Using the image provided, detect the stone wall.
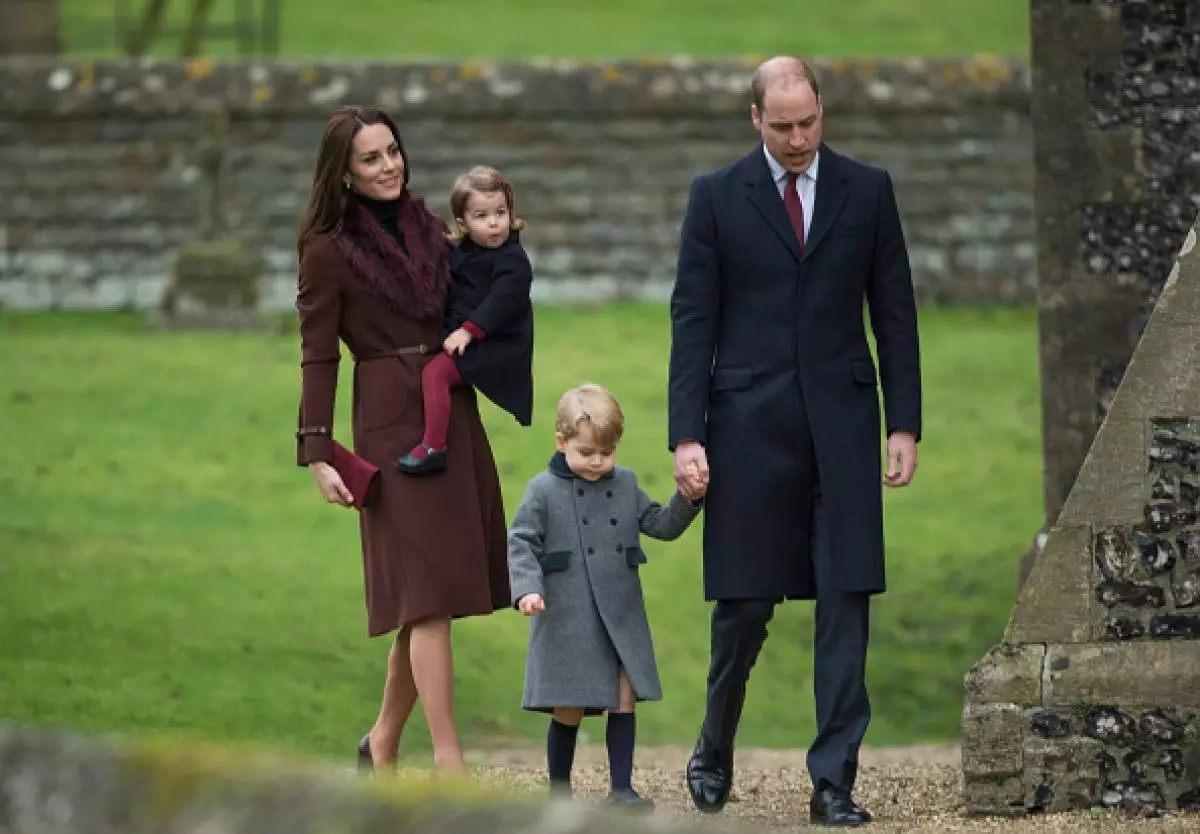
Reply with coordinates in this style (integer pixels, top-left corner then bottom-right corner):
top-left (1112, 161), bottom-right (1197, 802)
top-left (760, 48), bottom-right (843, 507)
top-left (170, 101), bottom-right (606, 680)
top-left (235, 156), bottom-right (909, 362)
top-left (962, 219), bottom-right (1200, 817)
top-left (0, 721), bottom-right (755, 834)
top-left (1032, 0), bottom-right (1200, 533)
top-left (0, 56), bottom-right (1032, 312)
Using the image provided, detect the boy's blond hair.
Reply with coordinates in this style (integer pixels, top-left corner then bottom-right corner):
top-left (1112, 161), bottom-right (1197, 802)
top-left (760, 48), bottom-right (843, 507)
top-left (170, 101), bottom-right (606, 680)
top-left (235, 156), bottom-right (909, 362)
top-left (445, 164), bottom-right (527, 245)
top-left (555, 384), bottom-right (624, 449)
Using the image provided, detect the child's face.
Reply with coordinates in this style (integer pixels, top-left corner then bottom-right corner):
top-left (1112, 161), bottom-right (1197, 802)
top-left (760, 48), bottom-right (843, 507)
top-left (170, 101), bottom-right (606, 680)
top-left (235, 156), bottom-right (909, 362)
top-left (556, 428), bottom-right (616, 482)
top-left (461, 190), bottom-right (510, 249)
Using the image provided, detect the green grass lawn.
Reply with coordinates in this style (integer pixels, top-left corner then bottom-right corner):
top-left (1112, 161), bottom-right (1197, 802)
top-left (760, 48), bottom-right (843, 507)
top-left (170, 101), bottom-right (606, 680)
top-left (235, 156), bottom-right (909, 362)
top-left (60, 0), bottom-right (1029, 60)
top-left (0, 304), bottom-right (1041, 764)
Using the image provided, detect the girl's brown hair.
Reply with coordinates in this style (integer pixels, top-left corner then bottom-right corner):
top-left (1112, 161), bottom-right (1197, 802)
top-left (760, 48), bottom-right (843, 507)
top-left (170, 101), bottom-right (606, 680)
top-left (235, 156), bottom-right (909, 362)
top-left (446, 165), bottom-right (526, 245)
top-left (297, 106), bottom-right (409, 257)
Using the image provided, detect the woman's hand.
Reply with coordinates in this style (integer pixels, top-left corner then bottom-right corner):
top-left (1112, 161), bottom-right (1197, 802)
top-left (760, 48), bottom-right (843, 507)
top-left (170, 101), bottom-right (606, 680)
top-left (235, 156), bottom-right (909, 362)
top-left (309, 461), bottom-right (354, 507)
top-left (443, 327), bottom-right (473, 356)
top-left (518, 593), bottom-right (545, 616)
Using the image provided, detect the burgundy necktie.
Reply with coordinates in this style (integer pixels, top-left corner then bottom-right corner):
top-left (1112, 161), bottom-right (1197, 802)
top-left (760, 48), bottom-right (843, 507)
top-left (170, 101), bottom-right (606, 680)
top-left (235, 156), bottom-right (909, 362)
top-left (783, 171), bottom-right (805, 249)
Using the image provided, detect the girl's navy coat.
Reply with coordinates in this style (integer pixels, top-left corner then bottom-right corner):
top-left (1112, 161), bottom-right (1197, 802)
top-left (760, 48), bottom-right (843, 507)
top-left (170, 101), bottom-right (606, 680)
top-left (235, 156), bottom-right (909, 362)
top-left (445, 231), bottom-right (535, 426)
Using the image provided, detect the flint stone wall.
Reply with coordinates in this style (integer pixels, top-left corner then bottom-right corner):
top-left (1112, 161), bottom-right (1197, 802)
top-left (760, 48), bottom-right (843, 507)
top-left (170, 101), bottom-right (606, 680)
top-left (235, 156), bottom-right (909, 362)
top-left (0, 56), bottom-right (1032, 311)
top-left (962, 219), bottom-right (1200, 818)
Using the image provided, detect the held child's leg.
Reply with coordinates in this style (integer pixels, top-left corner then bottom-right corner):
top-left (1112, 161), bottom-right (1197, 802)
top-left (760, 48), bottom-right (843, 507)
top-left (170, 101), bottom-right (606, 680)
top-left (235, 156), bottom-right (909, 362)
top-left (605, 670), bottom-right (652, 810)
top-left (397, 353), bottom-right (462, 474)
top-left (548, 708), bottom-right (585, 794)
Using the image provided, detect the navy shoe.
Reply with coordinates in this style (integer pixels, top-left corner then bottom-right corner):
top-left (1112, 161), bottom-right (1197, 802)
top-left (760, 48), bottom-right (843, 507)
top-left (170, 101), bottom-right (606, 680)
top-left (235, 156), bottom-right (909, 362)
top-left (606, 788), bottom-right (654, 812)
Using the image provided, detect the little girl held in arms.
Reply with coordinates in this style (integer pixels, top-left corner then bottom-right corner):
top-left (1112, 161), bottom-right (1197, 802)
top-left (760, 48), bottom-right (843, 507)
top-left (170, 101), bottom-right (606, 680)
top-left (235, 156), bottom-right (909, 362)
top-left (396, 165), bottom-right (535, 474)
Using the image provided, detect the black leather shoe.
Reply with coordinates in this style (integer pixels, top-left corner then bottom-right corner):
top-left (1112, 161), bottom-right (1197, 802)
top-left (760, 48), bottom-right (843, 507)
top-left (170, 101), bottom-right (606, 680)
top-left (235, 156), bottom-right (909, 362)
top-left (606, 788), bottom-right (654, 812)
top-left (356, 734), bottom-right (373, 773)
top-left (810, 788), bottom-right (872, 827)
top-left (396, 445), bottom-right (447, 474)
top-left (686, 739), bottom-right (733, 814)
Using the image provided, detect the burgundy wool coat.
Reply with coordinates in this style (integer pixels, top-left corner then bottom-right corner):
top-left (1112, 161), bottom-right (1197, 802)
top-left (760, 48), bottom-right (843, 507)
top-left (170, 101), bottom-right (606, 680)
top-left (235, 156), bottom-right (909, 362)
top-left (294, 206), bottom-right (511, 638)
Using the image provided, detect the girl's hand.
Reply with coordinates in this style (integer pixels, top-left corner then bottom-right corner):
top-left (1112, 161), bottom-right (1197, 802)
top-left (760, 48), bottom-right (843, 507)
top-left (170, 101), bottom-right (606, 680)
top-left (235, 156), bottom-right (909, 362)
top-left (518, 593), bottom-right (545, 616)
top-left (443, 328), bottom-right (473, 356)
top-left (309, 461), bottom-right (354, 507)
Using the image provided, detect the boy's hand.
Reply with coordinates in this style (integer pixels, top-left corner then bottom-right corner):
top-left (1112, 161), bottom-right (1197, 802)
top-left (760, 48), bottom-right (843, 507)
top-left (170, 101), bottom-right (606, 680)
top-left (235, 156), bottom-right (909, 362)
top-left (683, 460), bottom-right (707, 498)
top-left (518, 593), bottom-right (545, 616)
top-left (443, 327), bottom-right (473, 356)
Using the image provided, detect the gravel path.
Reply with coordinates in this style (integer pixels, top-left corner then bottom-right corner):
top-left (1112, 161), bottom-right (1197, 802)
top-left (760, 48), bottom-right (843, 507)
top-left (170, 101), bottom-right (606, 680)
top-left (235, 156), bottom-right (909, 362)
top-left (464, 745), bottom-right (1200, 832)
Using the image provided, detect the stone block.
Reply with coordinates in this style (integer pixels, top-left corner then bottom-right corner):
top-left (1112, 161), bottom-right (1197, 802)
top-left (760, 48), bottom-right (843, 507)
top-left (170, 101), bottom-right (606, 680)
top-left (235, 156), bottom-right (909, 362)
top-left (1058, 420), bottom-right (1147, 529)
top-left (153, 239), bottom-right (265, 331)
top-left (964, 644), bottom-right (1044, 706)
top-left (1154, 228), bottom-right (1200, 326)
top-left (962, 704), bottom-right (1025, 777)
top-left (1043, 642), bottom-right (1200, 709)
top-left (963, 774), bottom-right (1025, 817)
top-left (1105, 324), bottom-right (1200, 422)
top-left (1005, 526), bottom-right (1093, 644)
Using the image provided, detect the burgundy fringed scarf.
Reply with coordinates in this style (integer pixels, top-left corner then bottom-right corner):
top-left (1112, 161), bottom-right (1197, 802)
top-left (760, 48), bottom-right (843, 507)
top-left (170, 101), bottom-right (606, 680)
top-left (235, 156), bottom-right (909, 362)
top-left (335, 192), bottom-right (451, 322)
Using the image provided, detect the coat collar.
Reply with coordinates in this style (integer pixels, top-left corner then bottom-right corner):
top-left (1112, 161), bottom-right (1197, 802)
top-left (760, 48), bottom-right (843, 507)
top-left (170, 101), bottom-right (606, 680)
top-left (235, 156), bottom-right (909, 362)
top-left (741, 141), bottom-right (847, 264)
top-left (547, 451), bottom-right (616, 481)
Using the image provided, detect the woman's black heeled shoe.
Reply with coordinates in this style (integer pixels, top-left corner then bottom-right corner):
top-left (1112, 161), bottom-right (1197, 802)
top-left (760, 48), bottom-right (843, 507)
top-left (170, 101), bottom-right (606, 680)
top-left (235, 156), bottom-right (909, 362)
top-left (357, 734), bottom-right (373, 773)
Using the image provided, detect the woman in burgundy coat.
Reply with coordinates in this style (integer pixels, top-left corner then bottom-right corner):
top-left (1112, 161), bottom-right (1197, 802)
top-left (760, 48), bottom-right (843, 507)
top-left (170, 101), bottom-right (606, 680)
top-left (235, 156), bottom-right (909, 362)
top-left (294, 106), bottom-right (510, 775)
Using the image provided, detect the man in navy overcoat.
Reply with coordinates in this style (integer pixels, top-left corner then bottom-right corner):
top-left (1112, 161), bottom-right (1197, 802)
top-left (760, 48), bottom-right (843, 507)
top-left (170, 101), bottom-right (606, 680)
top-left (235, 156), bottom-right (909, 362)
top-left (669, 56), bottom-right (922, 827)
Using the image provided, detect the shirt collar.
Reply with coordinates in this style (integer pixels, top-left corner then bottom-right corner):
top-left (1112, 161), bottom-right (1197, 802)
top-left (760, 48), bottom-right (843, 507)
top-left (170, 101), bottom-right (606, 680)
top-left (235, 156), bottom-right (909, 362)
top-left (763, 144), bottom-right (820, 185)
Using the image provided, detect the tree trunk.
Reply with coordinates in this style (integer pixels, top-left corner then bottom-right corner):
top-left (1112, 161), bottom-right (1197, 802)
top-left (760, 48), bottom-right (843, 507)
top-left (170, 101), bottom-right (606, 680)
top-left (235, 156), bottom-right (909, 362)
top-left (179, 0), bottom-right (217, 57)
top-left (123, 0), bottom-right (170, 57)
top-left (0, 0), bottom-right (61, 55)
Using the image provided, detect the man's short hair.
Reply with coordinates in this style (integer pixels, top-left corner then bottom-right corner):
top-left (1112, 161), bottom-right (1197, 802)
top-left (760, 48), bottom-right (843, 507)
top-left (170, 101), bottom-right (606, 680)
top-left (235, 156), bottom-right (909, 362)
top-left (751, 58), bottom-right (821, 112)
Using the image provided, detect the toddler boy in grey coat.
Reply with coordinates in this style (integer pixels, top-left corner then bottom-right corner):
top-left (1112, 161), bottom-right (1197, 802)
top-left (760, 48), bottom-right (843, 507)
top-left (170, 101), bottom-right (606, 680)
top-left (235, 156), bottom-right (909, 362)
top-left (508, 383), bottom-right (704, 809)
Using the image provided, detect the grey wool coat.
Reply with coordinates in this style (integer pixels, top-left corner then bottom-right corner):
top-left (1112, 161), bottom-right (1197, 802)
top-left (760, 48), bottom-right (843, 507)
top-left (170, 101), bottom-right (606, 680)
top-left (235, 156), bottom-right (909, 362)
top-left (508, 452), bottom-right (702, 713)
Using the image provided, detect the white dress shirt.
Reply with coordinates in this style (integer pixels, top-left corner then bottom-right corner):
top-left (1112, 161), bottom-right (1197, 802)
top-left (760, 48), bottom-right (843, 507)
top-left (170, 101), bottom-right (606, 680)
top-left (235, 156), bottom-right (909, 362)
top-left (763, 145), bottom-right (819, 243)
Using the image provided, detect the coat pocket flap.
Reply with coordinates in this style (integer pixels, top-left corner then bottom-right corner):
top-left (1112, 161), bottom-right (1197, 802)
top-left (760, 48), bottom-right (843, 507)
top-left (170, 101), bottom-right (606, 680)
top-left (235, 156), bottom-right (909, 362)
top-left (541, 550), bottom-right (571, 573)
top-left (625, 546), bottom-right (648, 568)
top-left (851, 361), bottom-right (877, 386)
top-left (711, 366), bottom-right (753, 393)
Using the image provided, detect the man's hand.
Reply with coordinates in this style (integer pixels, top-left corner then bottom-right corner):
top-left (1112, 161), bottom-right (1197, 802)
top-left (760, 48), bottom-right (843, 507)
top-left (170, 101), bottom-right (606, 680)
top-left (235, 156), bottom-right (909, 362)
top-left (518, 593), bottom-right (545, 616)
top-left (674, 441), bottom-right (709, 501)
top-left (884, 431), bottom-right (918, 488)
top-left (443, 327), bottom-right (473, 356)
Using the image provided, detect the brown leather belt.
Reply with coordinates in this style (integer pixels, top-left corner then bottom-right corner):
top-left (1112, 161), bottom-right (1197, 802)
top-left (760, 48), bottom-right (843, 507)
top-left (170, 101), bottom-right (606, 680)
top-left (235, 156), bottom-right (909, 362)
top-left (356, 344), bottom-right (431, 362)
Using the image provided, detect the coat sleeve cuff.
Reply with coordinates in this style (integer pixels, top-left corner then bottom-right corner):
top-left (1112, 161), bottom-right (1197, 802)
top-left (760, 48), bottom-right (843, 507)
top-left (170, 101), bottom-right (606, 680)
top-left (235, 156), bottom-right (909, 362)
top-left (511, 582), bottom-right (544, 608)
top-left (296, 426), bottom-right (333, 465)
top-left (463, 321), bottom-right (487, 340)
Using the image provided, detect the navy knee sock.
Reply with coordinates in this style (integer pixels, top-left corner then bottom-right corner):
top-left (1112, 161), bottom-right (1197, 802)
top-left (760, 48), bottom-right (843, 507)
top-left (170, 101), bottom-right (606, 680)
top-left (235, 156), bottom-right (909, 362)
top-left (547, 719), bottom-right (579, 787)
top-left (606, 712), bottom-right (636, 791)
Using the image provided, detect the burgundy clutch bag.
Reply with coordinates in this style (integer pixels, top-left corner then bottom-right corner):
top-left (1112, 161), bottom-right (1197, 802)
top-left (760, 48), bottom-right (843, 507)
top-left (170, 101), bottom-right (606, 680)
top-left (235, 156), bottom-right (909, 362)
top-left (331, 440), bottom-right (381, 510)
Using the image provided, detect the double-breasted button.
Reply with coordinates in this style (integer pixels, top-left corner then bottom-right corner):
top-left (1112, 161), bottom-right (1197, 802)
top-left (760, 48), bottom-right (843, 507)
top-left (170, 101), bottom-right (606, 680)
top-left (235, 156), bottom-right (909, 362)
top-left (577, 488), bottom-right (584, 496)
top-left (616, 544), bottom-right (624, 552)
top-left (606, 490), bottom-right (613, 498)
top-left (587, 547), bottom-right (594, 554)
top-left (610, 518), bottom-right (618, 526)
top-left (583, 518), bottom-right (589, 525)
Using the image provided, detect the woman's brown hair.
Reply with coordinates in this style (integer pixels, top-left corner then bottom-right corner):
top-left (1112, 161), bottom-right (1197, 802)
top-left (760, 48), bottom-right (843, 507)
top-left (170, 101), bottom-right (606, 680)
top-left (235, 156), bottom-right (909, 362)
top-left (297, 106), bottom-right (410, 257)
top-left (445, 165), bottom-right (526, 245)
